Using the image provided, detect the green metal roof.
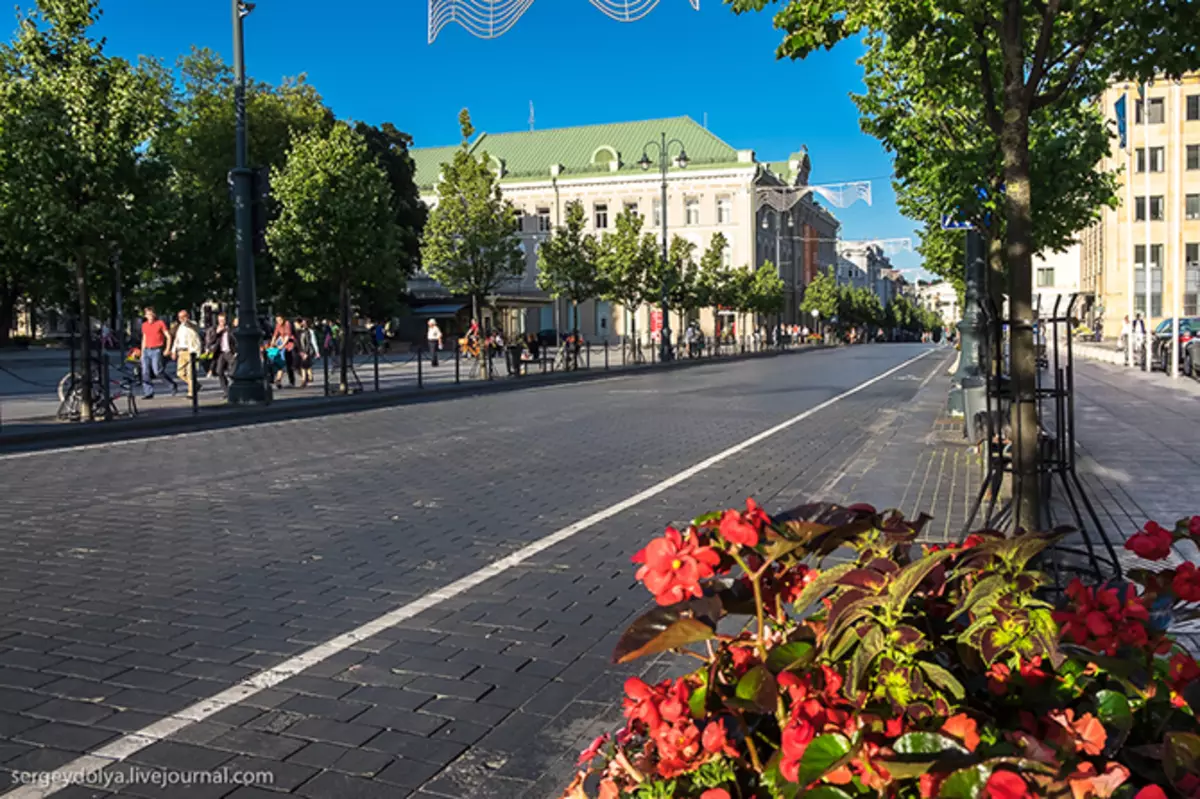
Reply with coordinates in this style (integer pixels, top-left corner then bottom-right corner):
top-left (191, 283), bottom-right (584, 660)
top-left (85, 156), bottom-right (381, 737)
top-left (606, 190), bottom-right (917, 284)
top-left (410, 116), bottom-right (744, 190)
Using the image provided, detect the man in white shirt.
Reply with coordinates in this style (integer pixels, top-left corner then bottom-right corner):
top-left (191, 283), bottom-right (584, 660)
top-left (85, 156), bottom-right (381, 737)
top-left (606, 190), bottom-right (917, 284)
top-left (426, 319), bottom-right (443, 367)
top-left (171, 309), bottom-right (203, 398)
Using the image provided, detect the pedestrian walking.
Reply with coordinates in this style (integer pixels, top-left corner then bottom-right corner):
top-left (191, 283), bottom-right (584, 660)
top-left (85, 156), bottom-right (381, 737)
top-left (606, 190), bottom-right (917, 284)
top-left (270, 314), bottom-right (296, 389)
top-left (171, 309), bottom-right (203, 398)
top-left (295, 318), bottom-right (318, 387)
top-left (139, 306), bottom-right (176, 399)
top-left (204, 312), bottom-right (237, 396)
top-left (426, 319), bottom-right (443, 366)
top-left (1132, 312), bottom-right (1147, 366)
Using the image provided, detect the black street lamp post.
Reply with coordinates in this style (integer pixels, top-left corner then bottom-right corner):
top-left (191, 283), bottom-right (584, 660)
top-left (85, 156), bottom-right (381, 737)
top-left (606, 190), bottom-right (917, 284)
top-left (639, 134), bottom-right (688, 363)
top-left (949, 228), bottom-right (986, 436)
top-left (227, 0), bottom-right (268, 405)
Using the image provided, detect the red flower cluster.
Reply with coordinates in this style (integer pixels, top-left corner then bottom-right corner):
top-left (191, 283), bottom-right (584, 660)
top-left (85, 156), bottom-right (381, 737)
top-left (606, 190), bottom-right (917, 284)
top-left (985, 656), bottom-right (1049, 695)
top-left (777, 669), bottom-right (857, 784)
top-left (1046, 708), bottom-right (1107, 756)
top-left (620, 676), bottom-right (737, 779)
top-left (1173, 562), bottom-right (1200, 603)
top-left (1125, 521), bottom-right (1174, 561)
top-left (985, 770), bottom-right (1031, 799)
top-left (1168, 652), bottom-right (1200, 702)
top-left (1054, 579), bottom-right (1151, 655)
top-left (632, 526), bottom-right (722, 606)
top-left (718, 497), bottom-right (770, 548)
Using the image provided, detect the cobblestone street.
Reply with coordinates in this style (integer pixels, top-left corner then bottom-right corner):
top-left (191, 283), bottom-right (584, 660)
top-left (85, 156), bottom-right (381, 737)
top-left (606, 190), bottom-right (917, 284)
top-left (0, 343), bottom-right (975, 798)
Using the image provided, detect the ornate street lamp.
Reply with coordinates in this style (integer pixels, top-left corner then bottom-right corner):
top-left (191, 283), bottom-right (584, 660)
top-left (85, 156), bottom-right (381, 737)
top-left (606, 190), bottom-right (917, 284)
top-left (639, 134), bottom-right (688, 362)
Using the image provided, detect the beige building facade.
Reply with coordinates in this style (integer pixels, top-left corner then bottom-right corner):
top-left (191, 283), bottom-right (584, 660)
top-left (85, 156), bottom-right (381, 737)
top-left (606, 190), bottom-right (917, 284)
top-left (1081, 75), bottom-right (1200, 332)
top-left (409, 116), bottom-right (840, 343)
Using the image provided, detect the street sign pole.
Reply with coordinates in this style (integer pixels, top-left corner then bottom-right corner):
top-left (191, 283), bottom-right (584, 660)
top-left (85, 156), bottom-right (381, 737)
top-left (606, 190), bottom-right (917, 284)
top-left (947, 226), bottom-right (987, 438)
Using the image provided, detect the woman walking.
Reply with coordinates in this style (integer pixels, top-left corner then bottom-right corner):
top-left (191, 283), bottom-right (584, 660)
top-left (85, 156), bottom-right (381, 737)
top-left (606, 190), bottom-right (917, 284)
top-left (296, 318), bottom-right (318, 387)
top-left (270, 314), bottom-right (296, 389)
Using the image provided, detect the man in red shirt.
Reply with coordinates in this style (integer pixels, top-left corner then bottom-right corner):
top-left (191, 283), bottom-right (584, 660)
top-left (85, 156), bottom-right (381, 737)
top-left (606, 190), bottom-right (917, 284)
top-left (139, 306), bottom-right (176, 399)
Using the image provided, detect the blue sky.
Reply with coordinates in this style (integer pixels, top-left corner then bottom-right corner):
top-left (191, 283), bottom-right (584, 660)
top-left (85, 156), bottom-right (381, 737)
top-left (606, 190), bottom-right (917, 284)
top-left (78, 0), bottom-right (923, 274)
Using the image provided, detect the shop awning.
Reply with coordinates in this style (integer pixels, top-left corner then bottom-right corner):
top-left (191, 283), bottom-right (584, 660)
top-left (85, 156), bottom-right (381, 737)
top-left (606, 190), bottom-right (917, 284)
top-left (411, 304), bottom-right (467, 316)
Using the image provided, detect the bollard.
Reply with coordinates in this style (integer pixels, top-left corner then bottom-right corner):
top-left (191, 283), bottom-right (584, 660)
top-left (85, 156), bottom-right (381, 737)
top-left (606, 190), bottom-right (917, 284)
top-left (622, 339), bottom-right (626, 367)
top-left (454, 338), bottom-right (461, 384)
top-left (417, 345), bottom-right (423, 389)
top-left (190, 352), bottom-right (199, 414)
top-left (373, 343), bottom-right (380, 392)
top-left (604, 339), bottom-right (609, 370)
top-left (586, 342), bottom-right (591, 370)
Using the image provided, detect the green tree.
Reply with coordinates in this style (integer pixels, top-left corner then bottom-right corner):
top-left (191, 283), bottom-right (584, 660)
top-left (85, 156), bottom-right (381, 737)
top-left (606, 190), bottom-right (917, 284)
top-left (537, 200), bottom-right (601, 335)
top-left (751, 263), bottom-right (785, 319)
top-left (800, 269), bottom-right (840, 324)
top-left (267, 122), bottom-right (400, 392)
top-left (353, 121), bottom-right (427, 321)
top-left (421, 109), bottom-right (524, 335)
top-left (730, 0), bottom-right (1200, 527)
top-left (660, 235), bottom-right (698, 336)
top-left (537, 199), bottom-right (601, 368)
top-left (153, 47), bottom-right (331, 314)
top-left (2, 0), bottom-right (172, 420)
top-left (598, 208), bottom-right (657, 356)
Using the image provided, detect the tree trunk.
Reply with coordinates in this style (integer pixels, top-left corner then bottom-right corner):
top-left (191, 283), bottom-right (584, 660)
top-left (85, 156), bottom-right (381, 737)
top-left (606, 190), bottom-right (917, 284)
top-left (1000, 63), bottom-right (1039, 531)
top-left (75, 252), bottom-right (94, 422)
top-left (0, 279), bottom-right (18, 347)
top-left (339, 277), bottom-right (350, 393)
top-left (571, 301), bottom-right (579, 370)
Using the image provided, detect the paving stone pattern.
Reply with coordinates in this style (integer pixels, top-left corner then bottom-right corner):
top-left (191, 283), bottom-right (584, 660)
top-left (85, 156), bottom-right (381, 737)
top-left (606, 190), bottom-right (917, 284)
top-left (0, 344), bottom-right (960, 799)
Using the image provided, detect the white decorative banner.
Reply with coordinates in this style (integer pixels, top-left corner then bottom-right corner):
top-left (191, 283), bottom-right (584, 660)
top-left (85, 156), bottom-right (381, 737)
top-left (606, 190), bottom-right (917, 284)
top-left (757, 181), bottom-right (874, 214)
top-left (838, 238), bottom-right (913, 256)
top-left (429, 0), bottom-right (699, 42)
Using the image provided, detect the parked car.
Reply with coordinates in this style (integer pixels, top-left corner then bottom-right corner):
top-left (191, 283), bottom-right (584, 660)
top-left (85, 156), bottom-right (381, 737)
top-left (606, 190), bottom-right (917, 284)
top-left (1151, 317), bottom-right (1200, 373)
top-left (1186, 334), bottom-right (1200, 378)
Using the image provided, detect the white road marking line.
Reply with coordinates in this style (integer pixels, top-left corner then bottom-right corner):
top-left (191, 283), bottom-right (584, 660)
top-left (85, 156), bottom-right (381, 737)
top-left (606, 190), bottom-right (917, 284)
top-left (919, 354), bottom-right (950, 390)
top-left (0, 348), bottom-right (935, 799)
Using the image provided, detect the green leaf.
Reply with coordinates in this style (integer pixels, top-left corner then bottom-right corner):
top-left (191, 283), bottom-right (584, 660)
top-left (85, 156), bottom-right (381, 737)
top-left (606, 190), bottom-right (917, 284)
top-left (689, 681), bottom-right (708, 720)
top-left (795, 732), bottom-right (853, 787)
top-left (949, 574), bottom-right (1007, 621)
top-left (938, 764), bottom-right (990, 799)
top-left (612, 610), bottom-right (715, 665)
top-left (789, 562), bottom-right (856, 614)
top-left (766, 641), bottom-right (815, 673)
top-left (1163, 732), bottom-right (1200, 784)
top-left (735, 664), bottom-right (779, 712)
top-left (918, 661), bottom-right (966, 700)
top-left (894, 732), bottom-right (970, 755)
top-left (848, 626), bottom-right (885, 693)
top-left (888, 549), bottom-right (957, 613)
top-left (1096, 689), bottom-right (1133, 747)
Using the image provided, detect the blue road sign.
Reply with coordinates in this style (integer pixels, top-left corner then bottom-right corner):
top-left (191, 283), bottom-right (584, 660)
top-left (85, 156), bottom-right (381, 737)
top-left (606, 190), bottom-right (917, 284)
top-left (940, 215), bottom-right (973, 230)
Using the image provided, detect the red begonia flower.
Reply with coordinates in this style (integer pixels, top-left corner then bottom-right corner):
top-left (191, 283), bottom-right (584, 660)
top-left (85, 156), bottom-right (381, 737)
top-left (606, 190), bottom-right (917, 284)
top-left (702, 719), bottom-right (738, 757)
top-left (985, 769), bottom-right (1031, 799)
top-left (1135, 788), bottom-right (1169, 799)
top-left (1047, 709), bottom-right (1107, 756)
top-left (699, 791), bottom-right (731, 799)
top-left (1126, 521), bottom-right (1174, 560)
top-left (634, 526), bottom-right (721, 606)
top-left (1173, 562), bottom-right (1200, 603)
top-left (1067, 761), bottom-right (1131, 799)
top-left (576, 733), bottom-right (608, 765)
top-left (717, 498), bottom-right (770, 548)
top-left (941, 713), bottom-right (980, 752)
top-left (1170, 652), bottom-right (1200, 688)
top-left (1019, 656), bottom-right (1049, 687)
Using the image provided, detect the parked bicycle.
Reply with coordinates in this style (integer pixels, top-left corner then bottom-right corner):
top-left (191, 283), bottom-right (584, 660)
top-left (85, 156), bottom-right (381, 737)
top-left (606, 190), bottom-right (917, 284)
top-left (56, 356), bottom-right (139, 421)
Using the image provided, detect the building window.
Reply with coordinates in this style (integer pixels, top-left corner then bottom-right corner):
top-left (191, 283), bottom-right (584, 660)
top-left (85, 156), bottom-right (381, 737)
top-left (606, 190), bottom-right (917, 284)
top-left (624, 201), bottom-right (639, 217)
top-left (685, 198), bottom-right (700, 226)
top-left (1189, 145), bottom-right (1200, 171)
top-left (652, 198), bottom-right (662, 227)
top-left (1135, 97), bottom-right (1165, 124)
top-left (721, 246), bottom-right (732, 269)
top-left (716, 196), bottom-right (732, 224)
top-left (536, 206), bottom-right (551, 232)
top-left (1134, 244), bottom-right (1164, 317)
top-left (1136, 147), bottom-right (1165, 172)
top-left (1188, 195), bottom-right (1200, 221)
top-left (1187, 243), bottom-right (1200, 316)
top-left (512, 208), bottom-right (525, 232)
top-left (594, 202), bottom-right (608, 229)
top-left (1189, 95), bottom-right (1200, 122)
top-left (1134, 196), bottom-right (1165, 221)
top-left (1037, 268), bottom-right (1055, 288)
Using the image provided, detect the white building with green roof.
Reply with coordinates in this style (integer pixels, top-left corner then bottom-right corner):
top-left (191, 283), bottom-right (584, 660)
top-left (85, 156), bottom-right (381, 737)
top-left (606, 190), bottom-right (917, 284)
top-left (410, 116), bottom-right (840, 340)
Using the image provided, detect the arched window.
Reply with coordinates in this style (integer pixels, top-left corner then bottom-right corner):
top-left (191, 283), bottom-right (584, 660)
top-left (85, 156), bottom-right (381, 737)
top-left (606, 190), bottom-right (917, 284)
top-left (590, 146), bottom-right (620, 171)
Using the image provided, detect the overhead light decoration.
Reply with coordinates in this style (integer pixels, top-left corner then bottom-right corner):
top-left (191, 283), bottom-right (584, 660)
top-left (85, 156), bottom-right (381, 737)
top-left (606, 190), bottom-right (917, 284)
top-left (428, 0), bottom-right (700, 43)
